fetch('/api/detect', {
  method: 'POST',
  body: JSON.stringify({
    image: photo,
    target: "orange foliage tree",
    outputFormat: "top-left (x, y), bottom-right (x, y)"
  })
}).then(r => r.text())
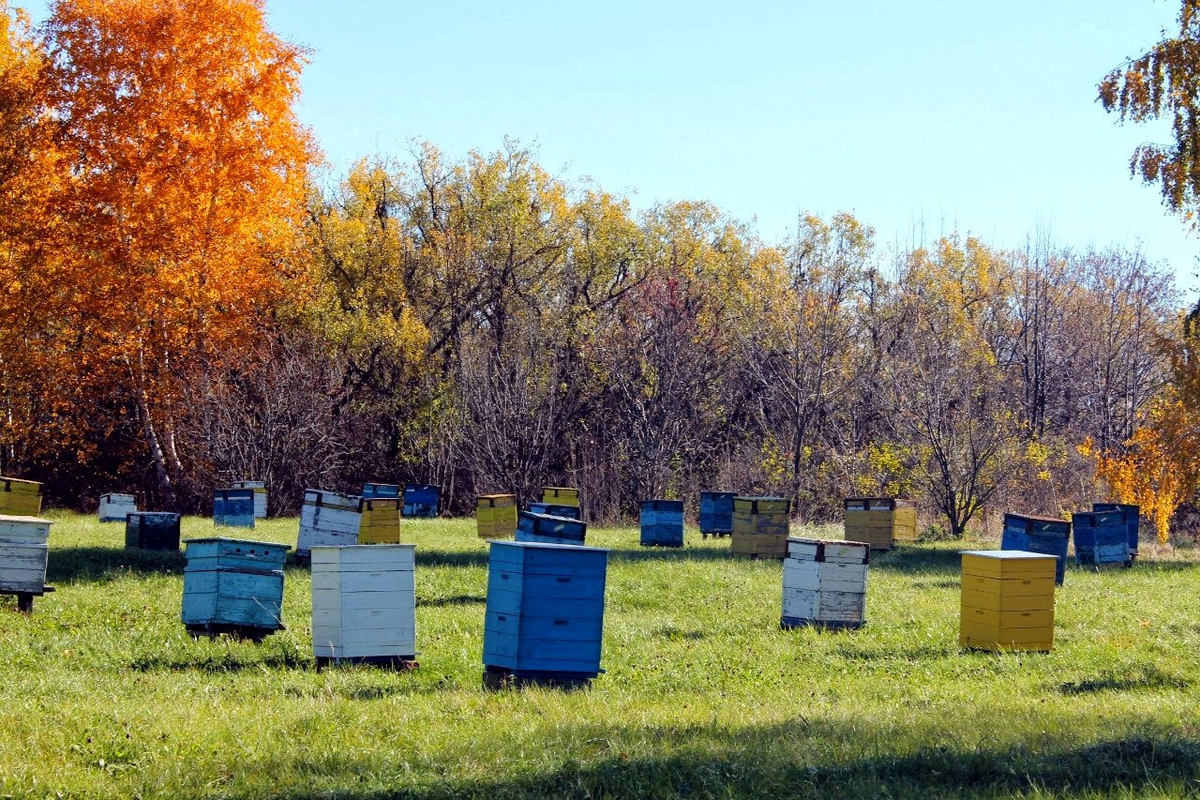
top-left (33, 0), bottom-right (315, 504)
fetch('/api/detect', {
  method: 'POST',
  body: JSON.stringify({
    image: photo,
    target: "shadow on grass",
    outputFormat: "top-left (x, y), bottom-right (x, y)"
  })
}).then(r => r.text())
top-left (418, 594), bottom-right (485, 607)
top-left (1058, 665), bottom-right (1190, 694)
top-left (868, 546), bottom-right (963, 576)
top-left (46, 547), bottom-right (184, 583)
top-left (130, 650), bottom-right (311, 673)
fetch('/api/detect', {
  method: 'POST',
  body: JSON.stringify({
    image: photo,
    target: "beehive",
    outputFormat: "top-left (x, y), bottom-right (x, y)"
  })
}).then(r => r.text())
top-left (0, 515), bottom-right (51, 595)
top-left (959, 550), bottom-right (1056, 652)
top-left (125, 512), bottom-right (181, 551)
top-left (402, 483), bottom-right (439, 518)
top-left (0, 477), bottom-right (42, 516)
top-left (782, 537), bottom-right (871, 629)
top-left (699, 491), bottom-right (735, 538)
top-left (1093, 503), bottom-right (1140, 561)
top-left (541, 487), bottom-right (580, 508)
top-left (311, 544), bottom-right (416, 666)
top-left (230, 481), bottom-right (267, 518)
top-left (483, 540), bottom-right (608, 683)
top-left (527, 502), bottom-right (581, 520)
top-left (843, 497), bottom-right (917, 551)
top-left (1000, 513), bottom-right (1070, 585)
top-left (362, 483), bottom-right (401, 500)
top-left (297, 489), bottom-right (361, 560)
top-left (181, 537), bottom-right (287, 637)
top-left (1072, 509), bottom-right (1129, 567)
top-left (98, 493), bottom-right (137, 523)
top-left (213, 488), bottom-right (255, 529)
top-left (731, 496), bottom-right (790, 558)
top-left (477, 494), bottom-right (518, 540)
top-left (515, 511), bottom-right (587, 545)
top-left (357, 497), bottom-right (401, 545)
top-left (640, 499), bottom-right (684, 547)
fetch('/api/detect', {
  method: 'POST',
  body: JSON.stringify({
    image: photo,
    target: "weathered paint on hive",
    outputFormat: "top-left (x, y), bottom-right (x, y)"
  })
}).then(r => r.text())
top-left (125, 512), bottom-right (181, 551)
top-left (640, 499), bottom-right (684, 547)
top-left (1072, 510), bottom-right (1129, 567)
top-left (959, 550), bottom-right (1056, 652)
top-left (843, 497), bottom-right (917, 550)
top-left (1092, 502), bottom-right (1140, 558)
top-left (357, 497), bottom-right (401, 545)
top-left (477, 494), bottom-right (518, 540)
top-left (541, 487), bottom-right (580, 508)
top-left (230, 481), bottom-right (268, 518)
top-left (402, 483), bottom-right (439, 518)
top-left (527, 502), bottom-right (581, 519)
top-left (213, 489), bottom-right (255, 529)
top-left (181, 537), bottom-right (287, 632)
top-left (515, 511), bottom-right (587, 545)
top-left (362, 483), bottom-right (401, 500)
top-left (0, 478), bottom-right (42, 516)
top-left (1000, 513), bottom-right (1070, 585)
top-left (0, 515), bottom-right (51, 593)
top-left (297, 489), bottom-right (361, 557)
top-left (310, 544), bottom-right (416, 660)
top-left (98, 493), bottom-right (137, 523)
top-left (731, 496), bottom-right (790, 558)
top-left (699, 491), bottom-right (735, 534)
top-left (781, 537), bottom-right (870, 627)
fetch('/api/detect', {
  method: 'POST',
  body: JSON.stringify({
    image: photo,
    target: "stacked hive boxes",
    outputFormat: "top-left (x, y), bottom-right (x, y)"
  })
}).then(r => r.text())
top-left (297, 489), bottom-right (361, 560)
top-left (362, 483), bottom-right (400, 500)
top-left (959, 550), bottom-right (1056, 652)
top-left (699, 491), bottom-right (735, 538)
top-left (843, 497), bottom-right (917, 551)
top-left (357, 497), bottom-right (401, 545)
top-left (781, 537), bottom-right (870, 629)
top-left (515, 511), bottom-right (586, 545)
top-left (731, 496), bottom-right (790, 558)
top-left (541, 487), bottom-right (580, 509)
top-left (1000, 513), bottom-right (1071, 585)
top-left (0, 478), bottom-right (42, 516)
top-left (311, 544), bottom-right (416, 667)
top-left (528, 502), bottom-right (580, 520)
top-left (1093, 502), bottom-right (1140, 561)
top-left (98, 493), bottom-right (137, 523)
top-left (402, 483), bottom-right (439, 518)
top-left (483, 541), bottom-right (608, 685)
top-left (181, 538), bottom-right (288, 638)
top-left (125, 512), bottom-right (181, 551)
top-left (640, 500), bottom-right (684, 547)
top-left (1072, 509), bottom-right (1130, 567)
top-left (213, 488), bottom-right (255, 528)
top-left (0, 515), bottom-right (51, 597)
top-left (230, 481), bottom-right (267, 519)
top-left (477, 494), bottom-right (518, 540)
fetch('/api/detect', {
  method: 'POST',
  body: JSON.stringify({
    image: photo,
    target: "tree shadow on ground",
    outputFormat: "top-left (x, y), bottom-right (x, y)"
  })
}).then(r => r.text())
top-left (46, 547), bottom-right (185, 583)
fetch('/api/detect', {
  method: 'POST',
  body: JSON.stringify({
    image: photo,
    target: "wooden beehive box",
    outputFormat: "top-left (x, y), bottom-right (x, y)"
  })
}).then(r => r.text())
top-left (1093, 502), bottom-right (1140, 560)
top-left (362, 483), bottom-right (401, 500)
top-left (477, 494), bottom-right (518, 540)
top-left (0, 515), bottom-right (51, 595)
top-left (843, 497), bottom-right (917, 551)
top-left (125, 512), bottom-right (181, 551)
top-left (959, 550), bottom-right (1056, 652)
top-left (0, 477), bottom-right (42, 516)
top-left (1000, 513), bottom-right (1070, 585)
top-left (213, 488), bottom-right (255, 529)
top-left (483, 540), bottom-right (608, 683)
top-left (181, 537), bottom-right (288, 637)
top-left (230, 481), bottom-right (267, 519)
top-left (782, 537), bottom-right (870, 629)
top-left (515, 511), bottom-right (587, 545)
top-left (297, 489), bottom-right (361, 560)
top-left (699, 491), bottom-right (735, 538)
top-left (640, 499), bottom-right (684, 547)
top-left (731, 496), bottom-right (791, 558)
top-left (311, 544), bottom-right (416, 667)
top-left (541, 486), bottom-right (580, 508)
top-left (1072, 509), bottom-right (1129, 567)
top-left (98, 493), bottom-right (137, 523)
top-left (402, 483), bottom-right (439, 518)
top-left (357, 497), bottom-right (401, 545)
top-left (527, 502), bottom-right (581, 520)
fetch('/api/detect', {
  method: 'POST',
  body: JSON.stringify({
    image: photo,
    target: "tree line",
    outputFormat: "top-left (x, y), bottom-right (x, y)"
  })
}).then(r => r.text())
top-left (2, 0), bottom-right (1197, 539)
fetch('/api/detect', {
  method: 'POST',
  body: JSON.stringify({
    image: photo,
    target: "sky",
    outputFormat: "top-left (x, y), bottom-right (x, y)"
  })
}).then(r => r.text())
top-left (20, 0), bottom-right (1200, 300)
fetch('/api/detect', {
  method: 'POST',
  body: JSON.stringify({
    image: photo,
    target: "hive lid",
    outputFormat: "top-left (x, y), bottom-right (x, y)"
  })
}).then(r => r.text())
top-left (0, 514), bottom-right (52, 525)
top-left (490, 539), bottom-right (608, 554)
top-left (183, 536), bottom-right (290, 549)
top-left (960, 549), bottom-right (1057, 560)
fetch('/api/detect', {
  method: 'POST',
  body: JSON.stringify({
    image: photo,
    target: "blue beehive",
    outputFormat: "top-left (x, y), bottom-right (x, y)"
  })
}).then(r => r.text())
top-left (515, 511), bottom-right (586, 545)
top-left (181, 537), bottom-right (288, 637)
top-left (1093, 503), bottom-right (1140, 560)
top-left (402, 483), bottom-right (439, 518)
top-left (483, 540), bottom-right (608, 682)
top-left (1073, 509), bottom-right (1129, 567)
top-left (1000, 513), bottom-right (1070, 585)
top-left (640, 499), bottom-right (684, 547)
top-left (528, 502), bottom-right (581, 520)
top-left (699, 491), bottom-right (735, 538)
top-left (362, 483), bottom-right (401, 500)
top-left (213, 488), bottom-right (255, 528)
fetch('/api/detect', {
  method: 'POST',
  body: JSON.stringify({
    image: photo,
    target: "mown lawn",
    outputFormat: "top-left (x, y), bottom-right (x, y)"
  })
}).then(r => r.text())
top-left (1, 513), bottom-right (1199, 798)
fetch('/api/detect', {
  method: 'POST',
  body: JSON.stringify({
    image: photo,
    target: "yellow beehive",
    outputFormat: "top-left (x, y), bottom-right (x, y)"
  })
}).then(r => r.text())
top-left (959, 550), bottom-right (1056, 652)
top-left (357, 497), bottom-right (401, 545)
top-left (541, 487), bottom-right (580, 508)
top-left (843, 497), bottom-right (917, 550)
top-left (731, 496), bottom-right (791, 559)
top-left (0, 477), bottom-right (42, 516)
top-left (477, 494), bottom-right (517, 540)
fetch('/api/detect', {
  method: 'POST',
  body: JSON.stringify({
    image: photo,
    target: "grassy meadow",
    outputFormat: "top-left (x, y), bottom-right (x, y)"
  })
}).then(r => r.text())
top-left (0, 513), bottom-right (1199, 798)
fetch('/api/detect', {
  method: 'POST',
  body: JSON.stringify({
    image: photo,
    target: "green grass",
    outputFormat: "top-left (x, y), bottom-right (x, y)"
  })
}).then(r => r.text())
top-left (1, 514), bottom-right (1199, 798)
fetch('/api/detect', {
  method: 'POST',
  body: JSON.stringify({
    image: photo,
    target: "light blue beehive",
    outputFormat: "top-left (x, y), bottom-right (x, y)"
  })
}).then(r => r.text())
top-left (213, 488), bottom-right (255, 528)
top-left (181, 537), bottom-right (288, 636)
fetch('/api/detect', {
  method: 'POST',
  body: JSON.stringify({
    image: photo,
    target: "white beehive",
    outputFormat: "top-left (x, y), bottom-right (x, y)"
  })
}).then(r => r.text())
top-left (0, 515), bottom-right (52, 594)
top-left (297, 490), bottom-right (361, 560)
top-left (782, 537), bottom-right (870, 629)
top-left (310, 544), bottom-right (416, 665)
top-left (98, 493), bottom-right (137, 523)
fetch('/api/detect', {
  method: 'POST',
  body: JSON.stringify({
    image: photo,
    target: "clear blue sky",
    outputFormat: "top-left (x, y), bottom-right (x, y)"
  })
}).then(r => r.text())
top-left (20, 0), bottom-right (1200, 299)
